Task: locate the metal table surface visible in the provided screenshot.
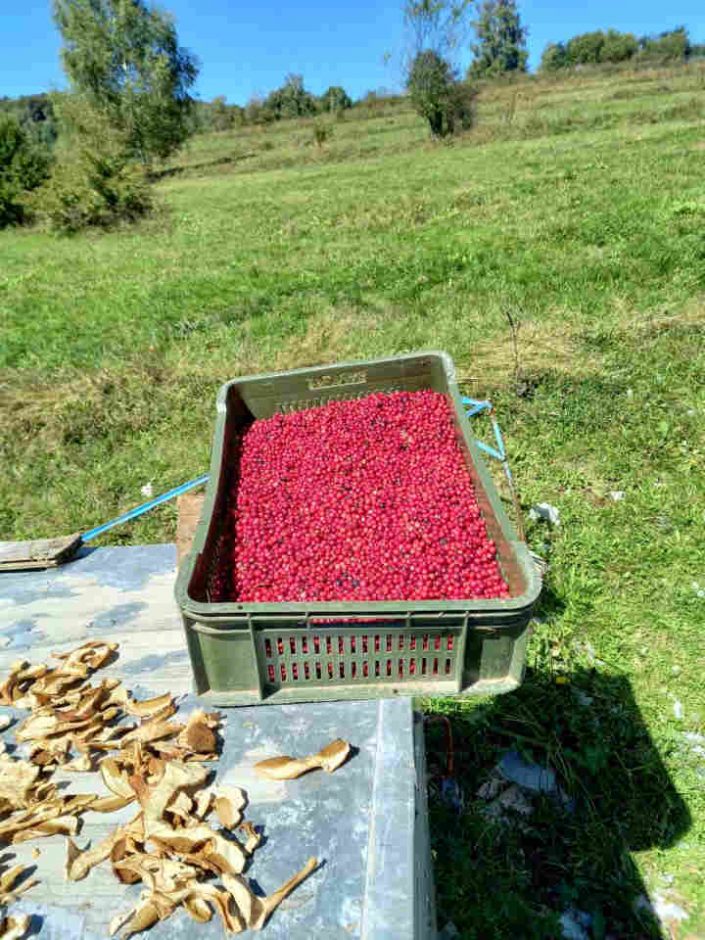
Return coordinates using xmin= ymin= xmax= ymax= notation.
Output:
xmin=0 ymin=545 xmax=434 ymax=939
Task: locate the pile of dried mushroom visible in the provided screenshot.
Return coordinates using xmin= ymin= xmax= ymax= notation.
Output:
xmin=0 ymin=640 xmax=342 ymax=938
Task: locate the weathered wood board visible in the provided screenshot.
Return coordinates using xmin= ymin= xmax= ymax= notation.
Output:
xmin=0 ymin=545 xmax=434 ymax=939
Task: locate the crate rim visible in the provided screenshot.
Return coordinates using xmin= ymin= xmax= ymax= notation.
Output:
xmin=175 ymin=349 xmax=542 ymax=621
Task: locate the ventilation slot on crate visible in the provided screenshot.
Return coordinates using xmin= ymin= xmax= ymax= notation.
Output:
xmin=259 ymin=630 xmax=459 ymax=688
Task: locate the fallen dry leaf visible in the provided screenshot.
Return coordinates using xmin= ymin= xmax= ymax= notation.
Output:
xmin=254 ymin=738 xmax=350 ymax=780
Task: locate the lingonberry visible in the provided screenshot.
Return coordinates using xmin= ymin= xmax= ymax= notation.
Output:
xmin=220 ymin=390 xmax=509 ymax=602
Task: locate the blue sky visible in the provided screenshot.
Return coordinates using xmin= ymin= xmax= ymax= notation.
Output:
xmin=2 ymin=0 xmax=703 ymax=104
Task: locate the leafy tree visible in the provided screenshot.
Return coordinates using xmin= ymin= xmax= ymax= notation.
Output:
xmin=639 ymin=27 xmax=691 ymax=62
xmin=319 ymin=86 xmax=352 ymax=114
xmin=540 ymin=26 xmax=691 ymax=73
xmin=539 ymin=42 xmax=568 ymax=72
xmin=468 ymin=0 xmax=528 ymax=78
xmin=0 ymin=94 xmax=58 ymax=147
xmin=601 ymin=29 xmax=638 ymax=63
xmin=407 ymin=50 xmax=473 ymax=137
xmin=404 ymin=0 xmax=472 ymax=57
xmin=0 ymin=115 xmax=52 ymax=227
xmin=565 ymin=30 xmax=605 ymax=65
xmin=263 ymin=75 xmax=317 ymax=120
xmin=53 ymin=0 xmax=198 ymax=162
xmin=208 ymin=95 xmax=240 ymax=131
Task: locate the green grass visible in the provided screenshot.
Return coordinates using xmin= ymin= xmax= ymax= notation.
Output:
xmin=1 ymin=62 xmax=704 ymax=937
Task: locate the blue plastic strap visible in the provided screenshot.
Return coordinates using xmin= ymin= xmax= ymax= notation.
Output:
xmin=462 ymin=397 xmax=506 ymax=462
xmin=82 ymin=474 xmax=210 ymax=542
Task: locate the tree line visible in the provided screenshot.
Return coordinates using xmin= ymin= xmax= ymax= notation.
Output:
xmin=1 ymin=0 xmax=703 ymax=232
xmin=541 ymin=26 xmax=704 ymax=72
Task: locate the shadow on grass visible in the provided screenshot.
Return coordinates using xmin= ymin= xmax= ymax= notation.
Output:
xmin=426 ymin=669 xmax=690 ymax=939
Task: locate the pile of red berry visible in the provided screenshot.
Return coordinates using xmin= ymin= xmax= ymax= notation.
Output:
xmin=223 ymin=389 xmax=509 ymax=602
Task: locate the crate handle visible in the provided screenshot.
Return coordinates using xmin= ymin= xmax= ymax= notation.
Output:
xmin=462 ymin=397 xmax=525 ymax=542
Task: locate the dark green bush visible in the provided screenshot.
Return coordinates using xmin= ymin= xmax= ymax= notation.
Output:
xmin=407 ymin=51 xmax=475 ymax=138
xmin=312 ymin=121 xmax=333 ymax=148
xmin=36 ymin=154 xmax=151 ymax=234
xmin=32 ymin=105 xmax=151 ymax=233
xmin=0 ymin=114 xmax=52 ymax=227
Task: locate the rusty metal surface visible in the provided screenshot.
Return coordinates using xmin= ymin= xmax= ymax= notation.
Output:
xmin=0 ymin=545 xmax=432 ymax=938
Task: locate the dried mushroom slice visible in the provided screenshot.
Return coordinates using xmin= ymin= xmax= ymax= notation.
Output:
xmin=0 ymin=753 xmax=41 ymax=804
xmin=133 ymin=761 xmax=208 ymax=825
xmin=121 ymin=719 xmax=184 ymax=747
xmin=147 ymin=822 xmax=247 ymax=876
xmin=66 ymin=833 xmax=117 ymax=881
xmin=65 ymin=815 xmax=138 ymax=882
xmin=222 ymin=856 xmax=318 ymax=930
xmin=0 ymin=912 xmax=31 ymax=940
xmin=100 ymin=758 xmax=135 ymax=800
xmin=89 ymin=794 xmax=135 ymax=814
xmin=109 ymin=896 xmax=161 ymax=939
xmin=254 ymin=738 xmax=351 ymax=780
xmin=213 ymin=786 xmax=247 ymax=829
xmin=63 ymin=753 xmax=94 ymax=773
xmin=52 ymin=641 xmax=117 ymax=674
xmin=238 ymin=821 xmax=262 ymax=856
xmin=183 ymin=894 xmax=213 ymax=924
xmin=14 ymin=813 xmax=79 ymax=840
xmin=124 ymin=693 xmax=174 ymax=719
xmin=185 ymin=883 xmax=243 ymax=933
xmin=0 ymin=862 xmax=38 ymax=902
xmin=177 ymin=710 xmax=219 ymax=755
xmin=165 ymin=790 xmax=192 ymax=826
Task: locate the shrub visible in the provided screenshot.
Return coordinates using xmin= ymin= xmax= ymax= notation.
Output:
xmin=601 ymin=29 xmax=639 ymax=64
xmin=263 ymin=75 xmax=317 ymax=120
xmin=312 ymin=121 xmax=333 ymax=148
xmin=37 ymin=157 xmax=151 ymax=233
xmin=32 ymin=105 xmax=151 ymax=233
xmin=0 ymin=115 xmax=52 ymax=227
xmin=639 ymin=27 xmax=691 ymax=63
xmin=407 ymin=51 xmax=474 ymax=137
xmin=318 ymin=86 xmax=352 ymax=114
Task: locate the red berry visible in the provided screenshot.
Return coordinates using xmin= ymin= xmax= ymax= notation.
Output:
xmin=213 ymin=390 xmax=509 ymax=602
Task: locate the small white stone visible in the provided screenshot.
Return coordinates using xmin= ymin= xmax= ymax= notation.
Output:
xmin=529 ymin=503 xmax=560 ymax=526
xmin=673 ymin=700 xmax=684 ymax=720
xmin=140 ymin=482 xmax=154 ymax=498
xmin=609 ymin=490 xmax=625 ymax=501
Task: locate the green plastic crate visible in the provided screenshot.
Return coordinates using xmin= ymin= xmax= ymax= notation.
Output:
xmin=175 ymin=351 xmax=541 ymax=705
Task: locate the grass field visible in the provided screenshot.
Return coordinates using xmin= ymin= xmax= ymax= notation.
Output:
xmin=2 ymin=63 xmax=704 ymax=937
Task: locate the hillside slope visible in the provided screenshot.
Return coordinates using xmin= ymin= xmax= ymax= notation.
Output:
xmin=1 ymin=62 xmax=704 ymax=937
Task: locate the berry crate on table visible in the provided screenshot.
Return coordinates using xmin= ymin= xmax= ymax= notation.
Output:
xmin=175 ymin=351 xmax=541 ymax=705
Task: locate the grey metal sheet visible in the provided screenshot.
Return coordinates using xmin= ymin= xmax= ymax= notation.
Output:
xmin=0 ymin=546 xmax=433 ymax=938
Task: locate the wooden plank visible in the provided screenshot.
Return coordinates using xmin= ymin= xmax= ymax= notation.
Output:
xmin=176 ymin=491 xmax=205 ymax=566
xmin=0 ymin=533 xmax=82 ymax=571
